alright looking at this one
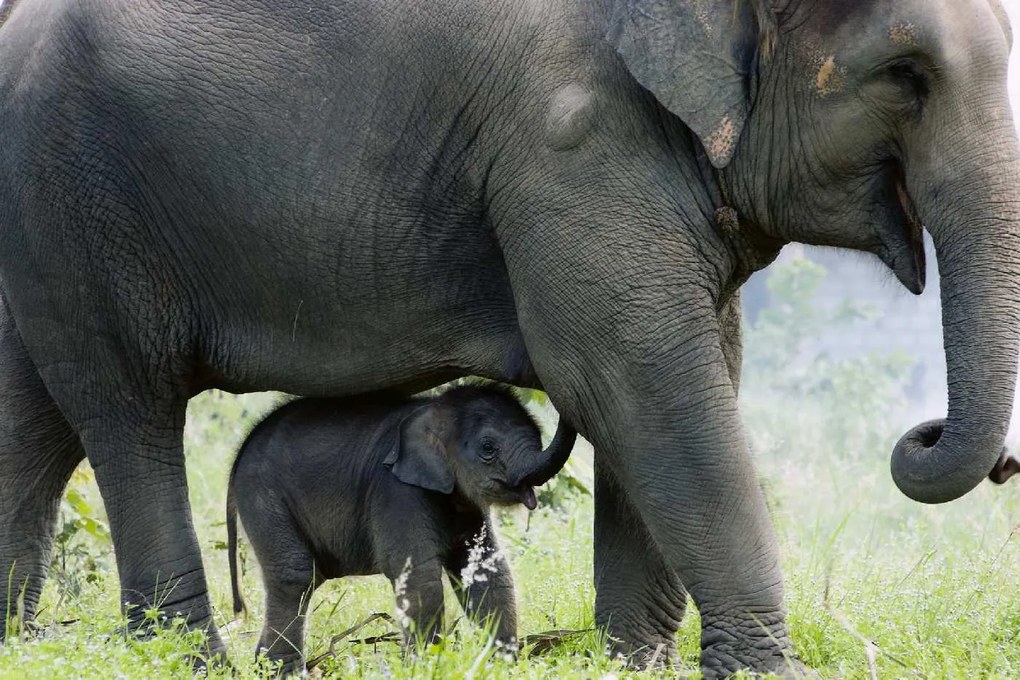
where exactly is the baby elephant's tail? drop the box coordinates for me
[226,486,247,617]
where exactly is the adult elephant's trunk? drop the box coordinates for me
[890,137,1020,504]
[522,416,577,487]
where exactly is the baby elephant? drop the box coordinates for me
[226,384,575,673]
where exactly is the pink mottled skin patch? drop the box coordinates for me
[708,117,736,163]
[685,0,713,37]
[815,56,845,97]
[890,23,919,48]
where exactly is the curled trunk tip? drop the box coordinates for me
[523,417,577,487]
[891,418,1005,504]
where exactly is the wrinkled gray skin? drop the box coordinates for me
[226,385,574,674]
[0,0,1018,676]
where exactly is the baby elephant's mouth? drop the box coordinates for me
[520,486,537,510]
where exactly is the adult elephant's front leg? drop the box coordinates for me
[566,329,791,677]
[593,459,687,666]
[592,292,743,666]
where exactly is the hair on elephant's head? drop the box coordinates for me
[611,0,1020,503]
[383,385,576,510]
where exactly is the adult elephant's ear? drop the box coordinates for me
[383,405,456,494]
[607,0,774,168]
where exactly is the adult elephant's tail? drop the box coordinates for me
[226,487,247,616]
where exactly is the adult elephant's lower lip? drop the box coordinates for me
[521,487,537,510]
[879,167,927,294]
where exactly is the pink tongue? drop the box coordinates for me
[522,487,537,511]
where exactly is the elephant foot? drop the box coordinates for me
[257,647,305,678]
[701,655,812,680]
[112,607,227,669]
[699,616,802,679]
[779,659,819,679]
[188,635,229,673]
[0,615,43,641]
[605,633,679,670]
[608,642,815,680]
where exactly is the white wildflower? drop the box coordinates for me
[393,557,413,631]
[459,526,502,588]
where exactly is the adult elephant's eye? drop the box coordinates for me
[885,58,930,110]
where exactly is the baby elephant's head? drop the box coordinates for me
[384,385,575,510]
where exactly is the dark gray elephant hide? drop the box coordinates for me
[0,0,1018,677]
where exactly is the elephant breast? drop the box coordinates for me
[545,83,595,151]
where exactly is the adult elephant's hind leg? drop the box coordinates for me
[594,459,687,667]
[81,401,224,656]
[0,301,85,638]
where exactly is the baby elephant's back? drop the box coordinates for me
[244,396,408,464]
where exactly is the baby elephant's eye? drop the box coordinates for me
[479,439,497,461]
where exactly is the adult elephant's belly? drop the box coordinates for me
[186,218,537,398]
[199,297,536,398]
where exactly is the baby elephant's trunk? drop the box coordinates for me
[522,416,577,488]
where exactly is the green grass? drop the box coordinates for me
[3,388,1020,678]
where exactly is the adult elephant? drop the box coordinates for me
[0,0,1018,676]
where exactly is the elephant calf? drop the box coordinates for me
[226,384,575,673]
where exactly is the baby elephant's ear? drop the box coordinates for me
[383,405,456,494]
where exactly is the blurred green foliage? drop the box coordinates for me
[50,468,113,609]
[743,258,917,463]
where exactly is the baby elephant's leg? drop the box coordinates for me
[251,521,317,675]
[447,520,518,651]
[387,556,445,649]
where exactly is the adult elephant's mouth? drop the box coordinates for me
[876,159,927,294]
